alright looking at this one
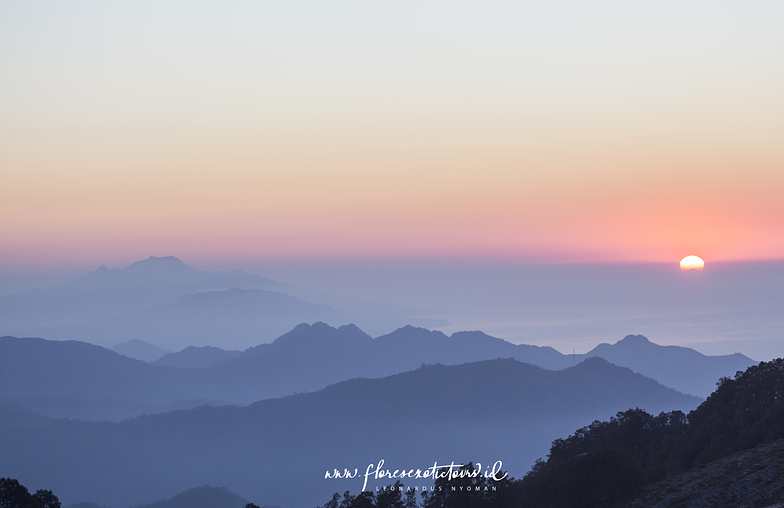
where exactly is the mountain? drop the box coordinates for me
[0,336,190,405]
[64,486,280,508]
[0,399,52,431]
[11,397,235,422]
[374,326,568,370]
[583,334,756,398]
[67,288,348,350]
[0,357,700,508]
[133,486,278,508]
[505,357,784,508]
[111,339,172,362]
[0,256,281,329]
[153,346,242,368]
[5,324,567,418]
[0,257,446,350]
[0,325,754,421]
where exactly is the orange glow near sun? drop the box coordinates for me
[680,255,705,271]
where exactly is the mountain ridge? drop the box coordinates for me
[583,333,755,397]
[0,324,754,422]
[0,257,446,348]
[0,356,700,508]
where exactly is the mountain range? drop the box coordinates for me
[0,322,755,423]
[0,256,446,350]
[0,356,700,508]
[65,485,279,508]
[0,320,755,422]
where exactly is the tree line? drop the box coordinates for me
[0,478,60,508]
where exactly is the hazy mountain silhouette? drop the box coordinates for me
[582,334,755,398]
[132,486,278,508]
[0,336,190,405]
[0,399,52,430]
[111,339,172,362]
[0,357,699,508]
[64,487,280,508]
[11,397,235,422]
[153,346,242,368]
[374,326,568,370]
[79,288,347,350]
[0,257,445,349]
[0,325,754,421]
[0,256,280,328]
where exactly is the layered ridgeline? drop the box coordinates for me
[0,357,699,508]
[0,256,445,349]
[0,323,753,421]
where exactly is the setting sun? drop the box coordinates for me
[680,255,705,271]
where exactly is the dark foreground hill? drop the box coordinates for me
[60,485,280,508]
[624,439,784,508]
[0,357,698,508]
[313,358,784,508]
[512,358,784,507]
[132,486,279,508]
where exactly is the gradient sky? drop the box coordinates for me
[2,1,783,269]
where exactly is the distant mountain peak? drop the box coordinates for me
[337,323,363,333]
[111,338,171,362]
[376,325,448,343]
[125,256,192,272]
[617,334,652,345]
[575,356,616,369]
[149,255,182,262]
[270,322,373,349]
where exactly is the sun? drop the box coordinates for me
[680,255,705,271]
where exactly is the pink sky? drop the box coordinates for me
[2,2,783,269]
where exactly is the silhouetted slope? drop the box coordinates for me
[12,397,235,422]
[66,487,280,508]
[194,323,577,403]
[111,339,171,362]
[0,256,281,330]
[153,346,242,368]
[585,334,755,397]
[134,486,278,508]
[513,358,784,508]
[198,323,378,402]
[59,256,278,293]
[0,399,52,431]
[0,257,445,348]
[0,325,753,421]
[63,487,281,508]
[0,358,699,508]
[374,326,567,370]
[0,336,189,405]
[92,288,344,350]
[625,439,784,508]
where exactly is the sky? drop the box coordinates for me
[2,1,784,270]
